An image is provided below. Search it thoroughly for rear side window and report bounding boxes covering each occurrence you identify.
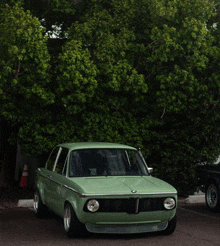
[46,147,60,171]
[55,148,69,175]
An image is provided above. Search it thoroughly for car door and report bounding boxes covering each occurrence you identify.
[50,147,69,215]
[43,146,61,208]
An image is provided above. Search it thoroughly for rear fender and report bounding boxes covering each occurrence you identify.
[36,183,46,204]
[35,169,46,205]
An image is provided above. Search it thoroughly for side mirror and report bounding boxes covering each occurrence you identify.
[148,167,153,174]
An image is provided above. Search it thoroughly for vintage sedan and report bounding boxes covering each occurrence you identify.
[34,142,177,237]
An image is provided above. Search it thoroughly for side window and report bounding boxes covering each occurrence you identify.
[55,148,69,175]
[46,147,60,171]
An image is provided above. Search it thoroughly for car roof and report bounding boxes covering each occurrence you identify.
[57,142,136,151]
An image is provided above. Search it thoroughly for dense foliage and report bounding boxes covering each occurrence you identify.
[1,0,220,194]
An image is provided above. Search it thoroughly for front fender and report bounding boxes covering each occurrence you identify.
[63,188,87,223]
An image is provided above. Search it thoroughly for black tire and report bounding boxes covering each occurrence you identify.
[33,190,48,218]
[63,203,86,237]
[162,215,177,235]
[205,183,220,212]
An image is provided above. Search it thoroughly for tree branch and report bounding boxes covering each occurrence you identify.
[15,60,21,79]
[161,107,166,118]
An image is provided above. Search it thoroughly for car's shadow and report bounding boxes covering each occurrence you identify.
[41,210,166,240]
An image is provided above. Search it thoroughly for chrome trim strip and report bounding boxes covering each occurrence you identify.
[96,220,162,225]
[38,174,177,198]
[38,172,65,188]
[135,198,140,214]
[78,192,177,198]
[52,147,62,172]
[46,176,62,186]
[63,185,81,194]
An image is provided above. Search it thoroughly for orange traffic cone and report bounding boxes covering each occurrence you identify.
[20,163,28,187]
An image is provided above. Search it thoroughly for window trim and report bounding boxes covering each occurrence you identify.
[53,147,69,176]
[61,153,68,176]
[46,146,61,171]
[52,147,62,172]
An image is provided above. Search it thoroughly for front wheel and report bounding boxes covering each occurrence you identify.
[162,215,177,235]
[205,183,220,212]
[64,203,86,237]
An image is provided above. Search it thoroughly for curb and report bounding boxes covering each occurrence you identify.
[18,199,34,208]
[186,195,205,204]
[186,191,205,204]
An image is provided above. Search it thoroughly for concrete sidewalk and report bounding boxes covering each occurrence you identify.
[186,191,205,204]
[17,199,34,208]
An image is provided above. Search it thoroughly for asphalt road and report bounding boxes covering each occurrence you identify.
[1,203,220,246]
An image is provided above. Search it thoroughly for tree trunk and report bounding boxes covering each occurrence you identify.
[0,121,17,188]
[0,144,17,188]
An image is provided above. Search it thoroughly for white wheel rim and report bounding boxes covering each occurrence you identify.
[64,206,71,232]
[34,193,39,213]
[207,184,218,208]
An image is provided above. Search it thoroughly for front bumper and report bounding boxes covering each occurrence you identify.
[74,193,177,234]
[86,221,168,234]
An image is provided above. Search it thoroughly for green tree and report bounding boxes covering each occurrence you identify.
[0,4,52,187]
[1,0,220,194]
[58,0,220,194]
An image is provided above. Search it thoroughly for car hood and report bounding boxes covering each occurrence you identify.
[68,176,177,196]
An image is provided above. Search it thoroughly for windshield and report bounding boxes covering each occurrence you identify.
[69,149,149,177]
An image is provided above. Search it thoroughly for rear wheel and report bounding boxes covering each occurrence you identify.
[205,183,220,212]
[64,203,86,237]
[34,190,48,218]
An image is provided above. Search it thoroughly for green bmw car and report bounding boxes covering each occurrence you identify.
[34,142,177,237]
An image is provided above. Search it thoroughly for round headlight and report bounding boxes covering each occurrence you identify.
[164,198,175,210]
[87,199,99,212]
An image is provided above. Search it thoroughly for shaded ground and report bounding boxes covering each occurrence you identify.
[1,205,220,246]
[0,186,34,210]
